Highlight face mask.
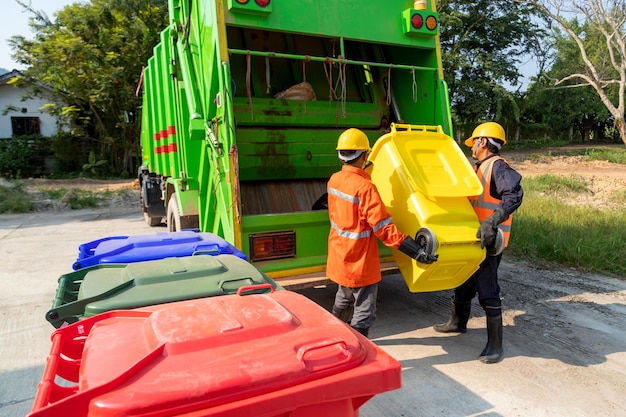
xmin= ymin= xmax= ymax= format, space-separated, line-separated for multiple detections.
xmin=471 ymin=138 xmax=482 ymax=160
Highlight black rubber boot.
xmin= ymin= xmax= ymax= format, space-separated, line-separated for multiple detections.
xmin=479 ymin=315 xmax=503 ymax=364
xmin=351 ymin=326 xmax=369 ymax=338
xmin=433 ymin=297 xmax=471 ymax=333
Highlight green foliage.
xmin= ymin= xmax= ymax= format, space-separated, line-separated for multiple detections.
xmin=82 ymin=150 xmax=108 ymax=175
xmin=9 ymin=0 xmax=169 ymax=175
xmin=49 ymin=132 xmax=85 ymax=174
xmin=506 ymin=138 xmax=570 ymax=152
xmin=522 ymin=31 xmax=616 ymax=143
xmin=0 ymin=181 xmax=34 ymax=213
xmin=438 ymin=0 xmax=544 ymax=124
xmin=524 ymin=86 xmax=596 ymax=138
xmin=0 ymin=135 xmax=51 ymax=178
xmin=522 ymin=1 xmax=626 ymax=145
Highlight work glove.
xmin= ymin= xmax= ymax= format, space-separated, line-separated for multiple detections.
xmin=477 ymin=207 xmax=508 ymax=249
xmin=398 ymin=236 xmax=439 ymax=264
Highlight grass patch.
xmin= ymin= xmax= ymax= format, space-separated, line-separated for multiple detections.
xmin=580 ymin=147 xmax=626 ymax=164
xmin=33 ymin=188 xmax=102 ymax=209
xmin=509 ymin=176 xmax=626 ymax=277
xmin=608 ymin=189 xmax=626 ymax=206
xmin=59 ymin=190 xmax=101 ymax=209
xmin=523 ymin=152 xmax=553 ymax=163
xmin=515 ymin=146 xmax=626 ymax=165
xmin=523 ymin=174 xmax=589 ymax=194
xmin=0 ymin=181 xmax=124 ymax=213
xmin=0 ymin=181 xmax=34 ymax=213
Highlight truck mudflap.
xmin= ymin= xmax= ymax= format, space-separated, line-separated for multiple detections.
xmin=369 ymin=123 xmax=486 ymax=292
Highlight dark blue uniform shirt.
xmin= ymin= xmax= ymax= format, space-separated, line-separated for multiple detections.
xmin=476 ymin=154 xmax=524 ymax=216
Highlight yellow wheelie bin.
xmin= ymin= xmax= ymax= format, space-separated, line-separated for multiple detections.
xmin=369 ymin=123 xmax=486 ymax=292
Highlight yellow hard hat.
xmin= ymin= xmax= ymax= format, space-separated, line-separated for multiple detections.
xmin=464 ymin=122 xmax=506 ymax=147
xmin=336 ymin=128 xmax=371 ymax=151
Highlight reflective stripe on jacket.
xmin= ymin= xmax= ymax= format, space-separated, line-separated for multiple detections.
xmin=469 ymin=156 xmax=514 ymax=246
xmin=326 ymin=165 xmax=406 ymax=288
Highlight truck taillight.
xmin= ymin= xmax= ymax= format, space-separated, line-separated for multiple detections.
xmin=235 ymin=0 xmax=270 ymax=5
xmin=403 ymin=9 xmax=439 ymax=37
xmin=411 ymin=14 xmax=424 ymax=30
xmin=250 ymin=231 xmax=296 ymax=262
xmin=229 ymin=0 xmax=272 ymax=15
xmin=425 ymin=15 xmax=437 ymax=31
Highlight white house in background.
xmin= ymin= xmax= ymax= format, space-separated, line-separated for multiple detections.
xmin=0 ymin=70 xmax=67 ymax=138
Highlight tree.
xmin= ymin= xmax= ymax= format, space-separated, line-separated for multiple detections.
xmin=437 ymin=0 xmax=545 ymax=131
xmin=522 ymin=20 xmax=617 ymax=143
xmin=523 ymin=0 xmax=626 ymax=146
xmin=8 ymin=0 xmax=168 ymax=174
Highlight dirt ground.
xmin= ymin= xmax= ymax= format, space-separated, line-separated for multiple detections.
xmin=1 ymin=145 xmax=625 ymax=416
xmin=507 ymin=145 xmax=626 ymax=210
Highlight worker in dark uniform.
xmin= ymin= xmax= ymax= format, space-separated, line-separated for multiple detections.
xmin=327 ymin=128 xmax=438 ymax=338
xmin=433 ymin=122 xmax=523 ymax=364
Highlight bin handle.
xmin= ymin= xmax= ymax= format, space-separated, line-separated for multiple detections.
xmin=192 ymin=249 xmax=220 ymax=256
xmin=236 ymin=283 xmax=275 ymax=296
xmin=297 ymin=339 xmax=353 ymax=372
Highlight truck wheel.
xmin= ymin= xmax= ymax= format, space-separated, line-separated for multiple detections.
xmin=167 ymin=193 xmax=199 ymax=232
xmin=140 ymin=173 xmax=165 ymax=227
xmin=167 ymin=194 xmax=182 ymax=232
xmin=144 ymin=212 xmax=162 ymax=227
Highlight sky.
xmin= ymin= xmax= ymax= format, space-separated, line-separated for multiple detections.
xmin=0 ymin=0 xmax=80 ymax=72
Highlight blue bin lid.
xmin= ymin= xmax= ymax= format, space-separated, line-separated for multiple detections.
xmin=73 ymin=231 xmax=247 ymax=270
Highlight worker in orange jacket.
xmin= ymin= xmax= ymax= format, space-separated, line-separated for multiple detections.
xmin=433 ymin=122 xmax=523 ymax=364
xmin=327 ymin=128 xmax=438 ymax=337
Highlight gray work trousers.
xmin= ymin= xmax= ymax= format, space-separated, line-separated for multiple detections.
xmin=333 ymin=283 xmax=378 ymax=331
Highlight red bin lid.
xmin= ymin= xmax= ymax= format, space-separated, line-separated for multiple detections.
xmin=79 ymin=291 xmax=370 ymax=416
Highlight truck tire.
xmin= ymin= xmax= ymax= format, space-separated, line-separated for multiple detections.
xmin=167 ymin=194 xmax=182 ymax=232
xmin=144 ymin=212 xmax=162 ymax=227
xmin=140 ymin=172 xmax=165 ymax=227
xmin=167 ymin=194 xmax=199 ymax=232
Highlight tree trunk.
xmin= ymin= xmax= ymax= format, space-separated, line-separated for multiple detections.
xmin=616 ymin=117 xmax=626 ymax=146
xmin=569 ymin=125 xmax=573 ymax=143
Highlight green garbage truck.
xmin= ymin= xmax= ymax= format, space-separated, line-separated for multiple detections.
xmin=138 ymin=0 xmax=454 ymax=287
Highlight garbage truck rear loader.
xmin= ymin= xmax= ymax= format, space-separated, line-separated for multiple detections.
xmin=138 ymin=0 xmax=456 ymax=287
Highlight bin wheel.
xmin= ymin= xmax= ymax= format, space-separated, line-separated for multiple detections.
xmin=415 ymin=227 xmax=437 ymax=256
xmin=486 ymin=229 xmax=505 ymax=257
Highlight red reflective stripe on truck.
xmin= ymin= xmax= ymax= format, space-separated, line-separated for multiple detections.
xmin=153 ymin=126 xmax=176 ymax=141
xmin=155 ymin=143 xmax=178 ymax=154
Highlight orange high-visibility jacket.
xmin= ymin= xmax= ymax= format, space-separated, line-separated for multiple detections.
xmin=469 ymin=156 xmax=514 ymax=246
xmin=326 ymin=165 xmax=406 ymax=287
